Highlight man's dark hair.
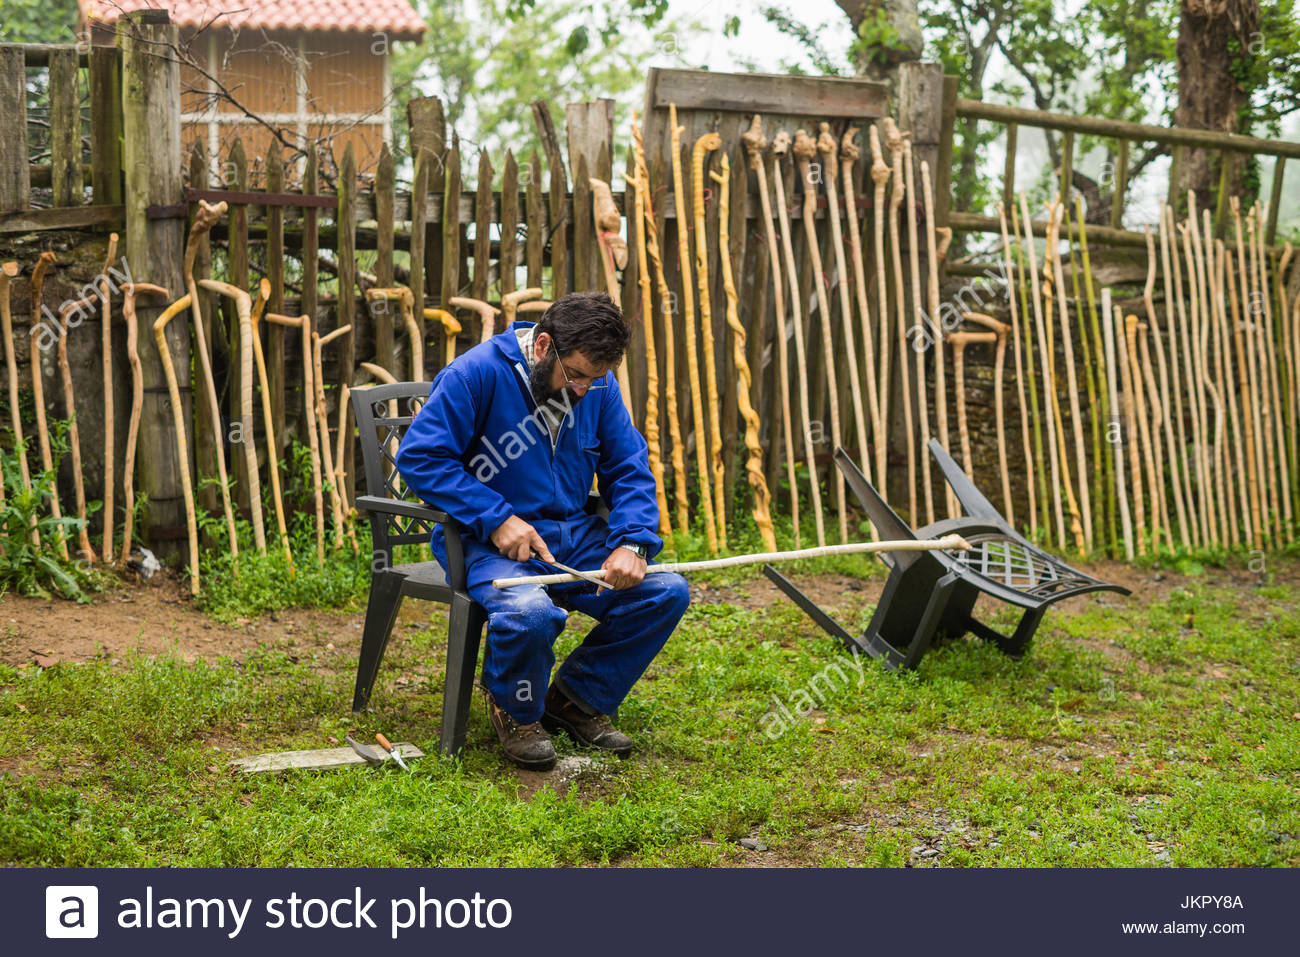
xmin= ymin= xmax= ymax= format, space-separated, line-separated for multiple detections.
xmin=536 ymin=292 xmax=630 ymax=364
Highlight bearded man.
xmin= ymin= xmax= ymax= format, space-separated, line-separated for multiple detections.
xmin=396 ymin=292 xmax=689 ymax=770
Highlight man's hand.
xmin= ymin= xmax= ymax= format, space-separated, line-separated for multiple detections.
xmin=601 ymin=546 xmax=647 ymax=590
xmin=491 ymin=515 xmax=555 ymax=564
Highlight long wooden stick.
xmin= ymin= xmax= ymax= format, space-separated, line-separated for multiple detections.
xmin=744 ymin=115 xmax=799 ymax=546
xmin=266 ymin=312 xmax=325 ymax=562
xmin=821 ymin=123 xmax=874 ymax=487
xmin=883 ymin=120 xmax=917 ymax=523
xmin=1047 ymin=199 xmax=1091 ymax=551
xmin=119 ymin=283 xmax=167 ymax=564
xmin=1126 ymin=315 xmax=1159 ymax=550
xmin=492 ymin=534 xmax=973 ymax=588
xmin=1076 ymin=200 xmax=1114 ymax=551
xmin=998 ymin=206 xmax=1034 ymax=535
xmin=312 ymin=324 xmax=352 ymax=552
xmin=628 ymin=120 xmax=671 ymax=541
xmin=905 ymin=142 xmax=934 ymax=526
xmin=1180 ymin=220 xmax=1215 ymax=543
xmin=963 ymin=313 xmax=1013 ymax=522
xmin=1186 ymin=200 xmax=1221 ymax=544
xmin=1104 ymin=293 xmax=1134 ymax=560
xmin=251 ymin=286 xmax=293 ymax=567
xmin=1025 ymin=198 xmax=1064 ymax=549
xmin=28 ymin=251 xmax=67 ymax=559
xmin=711 ymin=153 xmax=776 ymax=551
xmin=1254 ymin=203 xmax=1292 ymax=534
xmin=639 ymin=119 xmax=690 ymax=537
xmin=1200 ymin=219 xmax=1230 ymax=546
xmin=1041 ymin=204 xmax=1085 ymax=552
xmin=56 ymin=295 xmax=97 ymax=561
xmin=691 ymin=132 xmax=727 ymax=548
xmin=366 ymin=287 xmax=420 ymax=380
xmin=1119 ymin=312 xmax=1146 ymax=554
xmin=668 ymin=104 xmax=717 ymax=552
xmin=866 ymin=126 xmax=892 ymax=491
xmin=1212 ymin=238 xmax=1243 ymax=547
xmin=1012 ymin=204 xmax=1050 ymax=541
xmin=1136 ymin=322 xmax=1170 ymax=548
xmin=1145 ymin=226 xmax=1190 ymax=548
xmin=1234 ymin=199 xmax=1268 ymax=543
xmin=184 ymin=201 xmax=238 ymax=560
xmin=590 ymin=176 xmax=635 ymax=415
xmin=773 ymin=130 xmax=826 ymax=546
xmin=1225 ymin=244 xmax=1259 ymax=545
xmin=920 ymin=159 xmax=955 ymax=519
xmin=98 ymin=234 xmax=119 ymax=562
xmin=1 ymin=261 xmax=37 ymax=547
xmin=947 ymin=330 xmax=997 ymax=484
xmin=153 ymin=294 xmax=200 ymax=594
xmin=199 ymin=279 xmax=265 ymax=552
xmin=1161 ymin=204 xmax=1200 ymax=546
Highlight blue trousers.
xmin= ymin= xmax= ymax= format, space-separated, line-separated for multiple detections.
xmin=437 ymin=512 xmax=690 ymax=724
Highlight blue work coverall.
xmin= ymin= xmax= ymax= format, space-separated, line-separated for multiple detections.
xmin=395 ymin=322 xmax=690 ymax=724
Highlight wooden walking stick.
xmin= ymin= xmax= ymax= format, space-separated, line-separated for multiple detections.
xmin=200 ymin=279 xmax=265 ymax=552
xmin=184 ymin=201 xmax=238 ymax=560
xmin=1225 ymin=244 xmax=1260 ymax=545
xmin=450 ymin=297 xmax=501 ymax=348
xmin=267 ymin=312 xmax=325 ymax=562
xmin=920 ymin=159 xmax=956 ymax=519
xmin=1253 ymin=204 xmax=1292 ymax=533
xmin=946 ymin=329 xmax=997 ymax=487
xmin=1161 ymin=204 xmax=1201 ymax=546
xmin=249 ymin=284 xmax=293 ymax=567
xmin=424 ymin=309 xmax=461 ymax=369
xmin=883 ymin=121 xmax=917 ymax=522
xmin=1012 ymin=204 xmax=1050 ymax=541
xmin=99 ymin=234 xmax=120 ymax=561
xmin=795 ymin=128 xmax=848 ymax=543
xmin=1103 ymin=293 xmax=1134 ymax=560
xmin=711 ymin=153 xmax=777 ymax=551
xmin=866 ymin=126 xmax=892 ymax=489
xmin=1179 ymin=220 xmax=1215 ymax=543
xmin=1 ymin=261 xmax=37 ymax=545
xmin=1118 ymin=311 xmax=1147 ymax=554
xmin=1019 ymin=194 xmax=1065 ymax=548
xmin=153 ymin=293 xmax=201 ymax=594
xmin=772 ymin=129 xmax=826 ymax=547
xmin=590 ymin=176 xmax=635 ymax=415
xmin=998 ymin=206 xmax=1034 ymax=534
xmin=1233 ymin=199 xmax=1267 ymax=543
xmin=1144 ymin=227 xmax=1189 ymax=548
xmin=963 ymin=312 xmax=1013 ymax=523
xmin=119 ymin=282 xmax=167 ymax=564
xmin=28 ymin=251 xmax=69 ymax=559
xmin=1136 ymin=322 xmax=1172 ymax=547
xmin=1212 ymin=238 xmax=1244 ymax=546
xmin=312 ymin=324 xmax=354 ymax=553
xmin=1126 ymin=315 xmax=1161 ymax=550
xmin=1041 ymin=202 xmax=1085 ymax=552
xmin=366 ymin=287 xmax=421 ymax=380
xmin=1188 ymin=202 xmax=1224 ymax=544
xmin=743 ymin=115 xmax=799 ymax=545
xmin=669 ymin=104 xmax=718 ymax=552
xmin=905 ymin=142 xmax=935 ymax=526
xmin=56 ymin=294 xmax=98 ymax=561
xmin=636 ymin=122 xmax=689 ymax=538
xmin=690 ymin=132 xmax=727 ymax=547
xmin=820 ymin=123 xmax=875 ymax=487
xmin=502 ymin=288 xmax=543 ymax=325
xmin=628 ymin=121 xmax=671 ymax=541
xmin=1046 ymin=199 xmax=1092 ymax=551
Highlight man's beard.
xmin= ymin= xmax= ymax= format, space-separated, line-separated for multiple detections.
xmin=530 ymin=352 xmax=585 ymax=409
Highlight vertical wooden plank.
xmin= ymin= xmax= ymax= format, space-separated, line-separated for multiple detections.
xmin=0 ymin=47 xmax=30 ymax=213
xmin=337 ymin=143 xmax=357 ymax=503
xmin=226 ymin=137 xmax=250 ymax=512
xmin=408 ymin=97 xmax=446 ymax=323
xmin=549 ymin=148 xmax=569 ymax=297
xmin=410 ymin=148 xmax=429 ymax=365
xmin=189 ymin=141 xmax=217 ymax=518
xmin=302 ymin=147 xmax=319 ymax=440
xmin=1110 ymin=138 xmax=1129 ymax=230
xmin=1002 ymin=122 xmax=1018 ymax=218
xmin=573 ymin=153 xmax=592 ymax=291
xmin=439 ymin=137 xmax=461 ymax=314
xmin=501 ymin=150 xmax=519 ymax=297
xmin=934 ymin=75 xmax=958 ymax=228
xmin=472 ymin=147 xmax=492 ymax=302
xmin=265 ymin=142 xmax=286 ymax=460
xmin=374 ymin=142 xmax=395 ymax=375
xmin=90 ymin=46 xmax=124 ymax=206
xmin=526 ymin=150 xmax=544 ymax=289
xmin=48 ymin=47 xmax=80 ymax=207
xmin=1265 ymin=157 xmax=1285 ymax=247
xmin=1059 ymin=131 xmax=1074 ymax=203
xmin=121 ymin=11 xmax=189 ymax=554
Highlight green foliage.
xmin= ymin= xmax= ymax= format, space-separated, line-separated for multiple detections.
xmin=0 ymin=0 xmax=80 ymax=44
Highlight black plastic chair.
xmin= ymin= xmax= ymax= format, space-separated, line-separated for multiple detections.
xmin=349 ymin=381 xmax=486 ymax=756
xmin=763 ymin=439 xmax=1130 ymax=670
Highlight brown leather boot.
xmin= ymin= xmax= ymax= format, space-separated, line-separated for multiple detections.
xmin=542 ymin=683 xmax=633 ymax=757
xmin=485 ymin=690 xmax=556 ymax=771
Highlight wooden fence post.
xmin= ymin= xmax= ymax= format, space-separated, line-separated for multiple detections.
xmin=120 ymin=10 xmax=189 ymax=556
xmin=265 ymin=142 xmax=286 ymax=459
xmin=90 ymin=45 xmax=124 ymax=207
xmin=337 ymin=143 xmax=357 ymax=503
xmin=0 ymin=47 xmax=31 ymax=213
xmin=48 ymin=47 xmax=81 ymax=207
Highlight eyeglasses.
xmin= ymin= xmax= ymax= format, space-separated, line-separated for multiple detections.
xmin=552 ymin=341 xmax=608 ymax=390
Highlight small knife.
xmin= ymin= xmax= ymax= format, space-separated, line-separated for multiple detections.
xmin=533 ymin=550 xmax=607 ymax=591
xmin=375 ymin=733 xmax=412 ymax=772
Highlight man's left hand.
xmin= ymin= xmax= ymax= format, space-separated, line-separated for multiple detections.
xmin=601 ymin=547 xmax=647 ymax=589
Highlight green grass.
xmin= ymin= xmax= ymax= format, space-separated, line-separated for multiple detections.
xmin=2 ymin=551 xmax=1298 ymax=867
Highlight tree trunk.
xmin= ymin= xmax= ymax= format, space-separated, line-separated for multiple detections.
xmin=837 ymin=0 xmax=923 ymax=95
xmin=1172 ymin=0 xmax=1260 ymax=212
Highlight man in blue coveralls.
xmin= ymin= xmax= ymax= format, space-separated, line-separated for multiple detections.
xmin=395 ymin=292 xmax=690 ymax=771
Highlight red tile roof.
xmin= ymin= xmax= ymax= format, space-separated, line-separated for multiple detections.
xmin=81 ymin=1 xmax=426 ymax=42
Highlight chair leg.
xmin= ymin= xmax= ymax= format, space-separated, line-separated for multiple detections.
xmin=439 ymin=594 xmax=487 ymax=757
xmin=351 ymin=572 xmax=406 ymax=712
xmin=897 ymin=571 xmax=960 ymax=670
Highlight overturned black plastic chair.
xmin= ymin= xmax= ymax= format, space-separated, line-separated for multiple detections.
xmin=349 ymin=381 xmax=486 ymax=756
xmin=763 ymin=439 xmax=1130 ymax=670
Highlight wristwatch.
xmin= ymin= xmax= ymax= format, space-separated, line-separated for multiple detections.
xmin=619 ymin=542 xmax=649 ymax=560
